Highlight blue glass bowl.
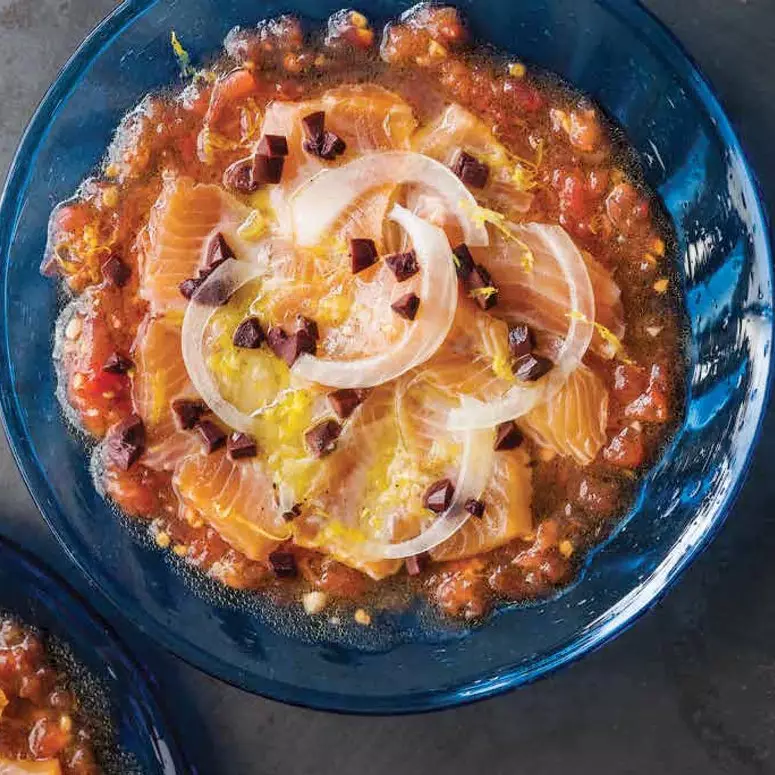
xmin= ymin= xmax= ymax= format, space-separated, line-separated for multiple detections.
xmin=0 ymin=0 xmax=771 ymax=713
xmin=0 ymin=536 xmax=189 ymax=773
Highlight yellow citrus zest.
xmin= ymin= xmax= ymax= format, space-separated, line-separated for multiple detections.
xmin=170 ymin=31 xmax=195 ymax=77
xmin=566 ymin=310 xmax=634 ymax=364
xmin=460 ymin=200 xmax=535 ymax=272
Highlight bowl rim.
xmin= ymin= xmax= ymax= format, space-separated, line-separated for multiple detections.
xmin=0 ymin=0 xmax=772 ymax=714
xmin=0 ymin=534 xmax=192 ymax=773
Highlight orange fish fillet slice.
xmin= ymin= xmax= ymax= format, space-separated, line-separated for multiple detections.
xmin=260 ymin=84 xmax=418 ymax=190
xmin=173 ymin=450 xmax=290 ymax=561
xmin=140 ymin=177 xmax=249 ymax=315
xmin=396 ymin=348 xmax=533 ymax=563
xmin=131 ymin=314 xmax=200 ymax=470
xmin=261 ymin=84 xmax=417 ymax=235
xmin=412 ymin=102 xmax=534 ymax=218
xmin=483 ymin=231 xmax=625 ymax=359
xmin=295 ymin=387 xmax=405 ymax=580
xmin=431 ymin=449 xmax=533 ymax=562
xmin=519 ymin=364 xmax=609 ymax=466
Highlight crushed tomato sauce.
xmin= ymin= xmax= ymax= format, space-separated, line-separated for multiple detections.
xmin=0 ymin=618 xmax=100 ymax=774
xmin=44 ymin=5 xmax=685 ymax=622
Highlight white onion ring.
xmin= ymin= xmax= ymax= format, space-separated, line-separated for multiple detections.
xmin=365 ymin=399 xmax=496 ymax=560
xmin=446 ymin=224 xmax=596 ymax=430
xmin=290 ymin=151 xmax=490 ymax=248
xmin=291 ymin=204 xmax=459 ymax=389
xmin=181 ymin=256 xmax=269 ymax=433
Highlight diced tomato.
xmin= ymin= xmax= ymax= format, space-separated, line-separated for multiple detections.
xmin=611 ymin=362 xmax=648 ymax=402
xmin=382 ymin=25 xmax=420 ymax=63
xmin=213 ymin=551 xmax=271 ymax=590
xmin=561 ymin=171 xmax=587 ymax=218
xmin=603 ymin=425 xmax=646 ymax=468
xmin=505 ymin=520 xmax=571 ymax=586
xmin=305 ymin=556 xmax=370 ymax=599
xmin=188 ymin=527 xmax=232 ymax=569
xmin=207 ymin=68 xmax=261 ymax=125
xmin=625 ymin=363 xmax=670 ymax=423
xmin=63 ymin=289 xmax=135 ymax=435
xmin=28 ymin=716 xmax=71 ymax=759
xmin=504 ymin=79 xmax=544 ymax=113
xmin=552 ymin=168 xmax=588 ymax=218
xmin=428 ymin=558 xmax=489 ymax=619
xmin=412 ymin=5 xmax=467 ymax=47
xmin=607 ymin=362 xmax=648 ymax=425
xmin=586 ymin=168 xmax=610 ymax=198
xmin=568 ymin=108 xmax=602 ymax=153
xmin=606 ymin=182 xmax=650 ymax=237
xmin=19 ymin=667 xmax=56 ymax=704
xmin=53 ymin=202 xmax=91 ymax=234
xmin=576 ymin=476 xmax=621 ymax=517
xmin=103 ymin=466 xmax=161 ymax=518
xmin=225 ymin=15 xmax=303 ymax=65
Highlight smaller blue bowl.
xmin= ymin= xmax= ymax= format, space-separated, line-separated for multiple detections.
xmin=0 ymin=536 xmax=189 ymax=774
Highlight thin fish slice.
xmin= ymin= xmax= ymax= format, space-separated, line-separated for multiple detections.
xmin=261 ymin=84 xmax=418 ymax=190
xmin=519 ymin=364 xmax=608 ymax=466
xmin=398 ymin=296 xmax=515 ymax=419
xmin=413 ymin=102 xmax=533 ymax=217
xmin=173 ymin=449 xmax=290 ymax=561
xmin=260 ymin=84 xmax=417 ymax=232
xmin=140 ymin=177 xmax=250 ymax=315
xmin=484 ymin=230 xmax=624 ymax=358
xmin=292 ymin=205 xmax=459 ymax=387
xmin=294 ymin=386 xmax=405 ymax=580
xmin=430 ymin=449 xmax=533 ymax=562
xmin=259 ymin=186 xmax=397 ymax=351
xmin=395 ymin=359 xmax=532 ymax=562
xmin=131 ymin=315 xmax=201 ymax=470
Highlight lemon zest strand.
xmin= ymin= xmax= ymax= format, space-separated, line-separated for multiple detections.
xmin=567 ymin=310 xmax=634 ymax=364
xmin=170 ymin=31 xmax=195 ymax=77
xmin=460 ymin=201 xmax=535 ymax=272
xmin=469 ymin=286 xmax=498 ymax=301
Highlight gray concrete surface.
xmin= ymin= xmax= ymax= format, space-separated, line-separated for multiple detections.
xmin=1 ymin=1 xmax=774 ymax=774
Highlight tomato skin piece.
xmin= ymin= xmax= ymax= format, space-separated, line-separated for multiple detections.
xmin=207 ymin=68 xmax=261 ymax=124
xmin=104 ymin=466 xmax=160 ymax=518
xmin=28 ymin=716 xmax=71 ymax=760
xmin=505 ymin=79 xmax=544 ymax=113
xmin=53 ymin=203 xmax=91 ymax=234
xmin=606 ymin=182 xmax=650 ymax=237
xmin=603 ymin=425 xmax=646 ymax=468
xmin=300 ymin=555 xmax=370 ymax=599
xmin=625 ymin=364 xmax=670 ymax=423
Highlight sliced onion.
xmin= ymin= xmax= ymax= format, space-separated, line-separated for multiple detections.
xmin=446 ymin=224 xmax=596 ymax=431
xmin=181 ymin=255 xmax=269 ymax=433
xmin=366 ymin=399 xmax=496 ymax=560
xmin=292 ymin=204 xmax=458 ymax=389
xmin=290 ymin=151 xmax=489 ymax=248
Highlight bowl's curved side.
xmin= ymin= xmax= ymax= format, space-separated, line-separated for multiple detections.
xmin=0 ymin=536 xmax=191 ymax=773
xmin=0 ymin=0 xmax=771 ymax=713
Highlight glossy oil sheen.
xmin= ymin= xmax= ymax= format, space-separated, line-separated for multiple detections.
xmin=0 ymin=538 xmax=188 ymax=773
xmin=0 ymin=0 xmax=771 ymax=713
